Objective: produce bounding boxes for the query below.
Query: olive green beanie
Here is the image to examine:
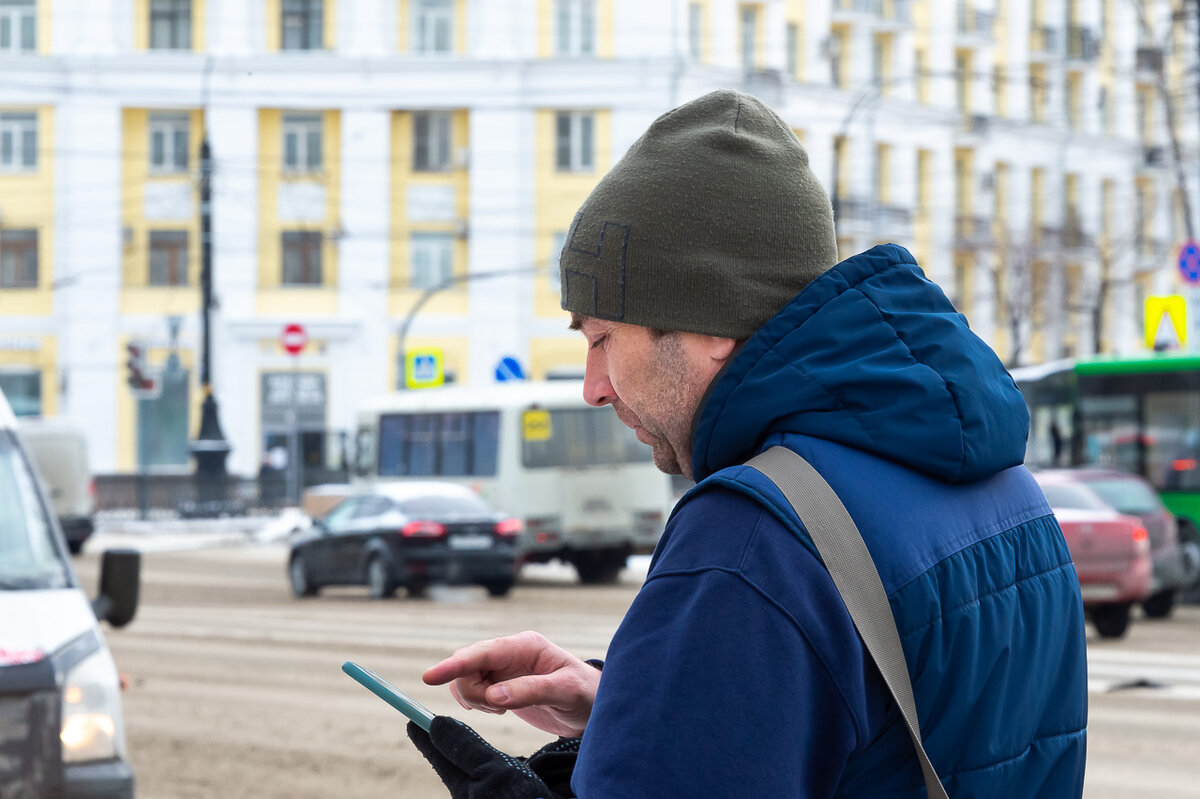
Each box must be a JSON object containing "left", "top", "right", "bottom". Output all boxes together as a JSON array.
[{"left": 559, "top": 89, "right": 838, "bottom": 339}]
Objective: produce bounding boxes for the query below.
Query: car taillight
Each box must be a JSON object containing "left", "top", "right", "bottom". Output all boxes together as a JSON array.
[
  {"left": 401, "top": 521, "right": 446, "bottom": 538},
  {"left": 1132, "top": 526, "right": 1150, "bottom": 552},
  {"left": 494, "top": 518, "right": 523, "bottom": 537}
]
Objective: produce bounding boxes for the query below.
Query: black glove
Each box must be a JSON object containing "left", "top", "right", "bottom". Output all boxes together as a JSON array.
[{"left": 407, "top": 716, "right": 580, "bottom": 799}]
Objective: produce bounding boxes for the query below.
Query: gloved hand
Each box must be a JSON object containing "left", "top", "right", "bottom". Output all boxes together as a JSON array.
[{"left": 407, "top": 716, "right": 580, "bottom": 799}]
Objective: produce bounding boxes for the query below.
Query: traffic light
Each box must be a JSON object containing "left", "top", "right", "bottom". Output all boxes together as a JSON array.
[{"left": 125, "top": 343, "right": 154, "bottom": 392}]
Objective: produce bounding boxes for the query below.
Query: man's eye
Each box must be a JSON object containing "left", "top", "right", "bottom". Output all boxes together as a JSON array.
[{"left": 589, "top": 336, "right": 606, "bottom": 350}]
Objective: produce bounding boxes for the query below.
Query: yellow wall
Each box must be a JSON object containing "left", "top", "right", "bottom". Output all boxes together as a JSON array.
[
  {"left": 0, "top": 105, "right": 54, "bottom": 317},
  {"left": 738, "top": 3, "right": 765, "bottom": 69},
  {"left": 120, "top": 108, "right": 204, "bottom": 316},
  {"left": 693, "top": 0, "right": 712, "bottom": 63},
  {"left": 389, "top": 109, "right": 470, "bottom": 317},
  {"left": 533, "top": 108, "right": 611, "bottom": 318},
  {"left": 537, "top": 0, "right": 613, "bottom": 58},
  {"left": 0, "top": 336, "right": 57, "bottom": 417},
  {"left": 914, "top": 149, "right": 932, "bottom": 265},
  {"left": 265, "top": 0, "right": 336, "bottom": 51},
  {"left": 529, "top": 337, "right": 585, "bottom": 380},
  {"left": 257, "top": 109, "right": 341, "bottom": 315},
  {"left": 133, "top": 0, "right": 206, "bottom": 50}
]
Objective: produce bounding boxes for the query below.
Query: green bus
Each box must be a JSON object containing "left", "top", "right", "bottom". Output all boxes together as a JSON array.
[{"left": 1010, "top": 352, "right": 1200, "bottom": 529}]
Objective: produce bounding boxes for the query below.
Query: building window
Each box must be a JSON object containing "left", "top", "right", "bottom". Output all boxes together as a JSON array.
[
  {"left": 555, "top": 111, "right": 594, "bottom": 172},
  {"left": 149, "top": 113, "right": 190, "bottom": 173},
  {"left": 0, "top": 371, "right": 40, "bottom": 417},
  {"left": 149, "top": 0, "right": 191, "bottom": 49},
  {"left": 688, "top": 2, "right": 702, "bottom": 60},
  {"left": 282, "top": 114, "right": 323, "bottom": 173},
  {"left": 0, "top": 0, "right": 35, "bottom": 53},
  {"left": 281, "top": 0, "right": 323, "bottom": 50},
  {"left": 413, "top": 111, "right": 452, "bottom": 171},
  {"left": 0, "top": 112, "right": 37, "bottom": 171},
  {"left": 555, "top": 0, "right": 595, "bottom": 56},
  {"left": 0, "top": 228, "right": 38, "bottom": 288},
  {"left": 412, "top": 0, "right": 453, "bottom": 53},
  {"left": 282, "top": 231, "right": 323, "bottom": 285},
  {"left": 740, "top": 5, "right": 758, "bottom": 71},
  {"left": 410, "top": 232, "right": 453, "bottom": 289},
  {"left": 149, "top": 230, "right": 189, "bottom": 286}
]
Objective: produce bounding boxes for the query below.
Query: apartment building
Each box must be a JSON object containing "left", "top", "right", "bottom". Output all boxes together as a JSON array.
[{"left": 0, "top": 0, "right": 1192, "bottom": 475}]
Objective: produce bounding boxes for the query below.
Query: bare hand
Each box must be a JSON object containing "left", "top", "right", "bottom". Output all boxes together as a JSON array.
[{"left": 422, "top": 630, "right": 600, "bottom": 738}]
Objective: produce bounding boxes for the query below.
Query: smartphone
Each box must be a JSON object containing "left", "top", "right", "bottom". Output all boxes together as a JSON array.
[{"left": 342, "top": 660, "right": 437, "bottom": 732}]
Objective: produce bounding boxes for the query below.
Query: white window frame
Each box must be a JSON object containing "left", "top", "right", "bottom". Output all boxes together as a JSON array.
[
  {"left": 148, "top": 230, "right": 189, "bottom": 286},
  {"left": 149, "top": 0, "right": 191, "bottom": 50},
  {"left": 282, "top": 114, "right": 323, "bottom": 174},
  {"left": 554, "top": 111, "right": 594, "bottom": 172},
  {"left": 410, "top": 232, "right": 454, "bottom": 290},
  {"left": 281, "top": 230, "right": 323, "bottom": 285},
  {"left": 412, "top": 0, "right": 453, "bottom": 53},
  {"left": 0, "top": 112, "right": 37, "bottom": 172},
  {"left": 0, "top": 0, "right": 35, "bottom": 54},
  {"left": 413, "top": 111, "right": 453, "bottom": 172},
  {"left": 281, "top": 0, "right": 323, "bottom": 50},
  {"left": 149, "top": 113, "right": 190, "bottom": 174},
  {"left": 555, "top": 0, "right": 595, "bottom": 56}
]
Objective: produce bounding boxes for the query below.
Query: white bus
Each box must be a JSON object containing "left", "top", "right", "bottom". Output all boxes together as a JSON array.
[{"left": 352, "top": 381, "right": 675, "bottom": 583}]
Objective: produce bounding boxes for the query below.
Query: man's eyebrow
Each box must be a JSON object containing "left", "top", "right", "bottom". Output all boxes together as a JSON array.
[{"left": 568, "top": 314, "right": 583, "bottom": 332}]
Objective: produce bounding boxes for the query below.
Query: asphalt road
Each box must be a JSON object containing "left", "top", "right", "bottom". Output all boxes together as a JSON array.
[{"left": 75, "top": 538, "right": 1200, "bottom": 799}]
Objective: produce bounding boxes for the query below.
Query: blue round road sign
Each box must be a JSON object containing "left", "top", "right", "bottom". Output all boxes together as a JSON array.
[
  {"left": 1179, "top": 240, "right": 1200, "bottom": 285},
  {"left": 495, "top": 356, "right": 525, "bottom": 382}
]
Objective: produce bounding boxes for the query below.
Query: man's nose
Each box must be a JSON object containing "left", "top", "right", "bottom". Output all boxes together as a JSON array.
[{"left": 583, "top": 352, "right": 615, "bottom": 407}]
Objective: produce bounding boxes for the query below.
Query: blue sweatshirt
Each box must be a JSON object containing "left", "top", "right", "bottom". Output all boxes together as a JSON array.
[{"left": 572, "top": 245, "right": 1087, "bottom": 797}]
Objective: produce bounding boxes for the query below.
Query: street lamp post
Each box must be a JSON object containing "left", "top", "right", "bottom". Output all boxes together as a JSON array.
[{"left": 188, "top": 133, "right": 234, "bottom": 515}]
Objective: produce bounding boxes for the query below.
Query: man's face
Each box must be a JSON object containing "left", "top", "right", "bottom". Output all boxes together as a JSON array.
[{"left": 572, "top": 315, "right": 736, "bottom": 479}]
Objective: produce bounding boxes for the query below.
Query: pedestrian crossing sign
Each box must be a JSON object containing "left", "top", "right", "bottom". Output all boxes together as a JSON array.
[
  {"left": 1144, "top": 295, "right": 1187, "bottom": 350},
  {"left": 405, "top": 348, "right": 444, "bottom": 389}
]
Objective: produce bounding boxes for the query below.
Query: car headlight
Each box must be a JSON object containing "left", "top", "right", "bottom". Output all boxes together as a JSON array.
[{"left": 60, "top": 649, "right": 127, "bottom": 763}]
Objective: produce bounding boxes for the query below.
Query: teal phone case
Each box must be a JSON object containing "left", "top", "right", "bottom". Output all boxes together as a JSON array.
[{"left": 342, "top": 660, "right": 436, "bottom": 731}]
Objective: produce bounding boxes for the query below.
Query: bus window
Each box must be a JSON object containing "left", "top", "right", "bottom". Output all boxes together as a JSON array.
[
  {"left": 1146, "top": 392, "right": 1200, "bottom": 491},
  {"left": 522, "top": 407, "right": 650, "bottom": 468},
  {"left": 378, "top": 412, "right": 500, "bottom": 477}
]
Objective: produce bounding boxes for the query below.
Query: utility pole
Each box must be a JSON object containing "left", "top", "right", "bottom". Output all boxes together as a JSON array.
[{"left": 187, "top": 133, "right": 233, "bottom": 515}]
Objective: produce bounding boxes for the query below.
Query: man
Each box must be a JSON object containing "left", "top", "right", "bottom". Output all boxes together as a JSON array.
[{"left": 409, "top": 90, "right": 1087, "bottom": 798}]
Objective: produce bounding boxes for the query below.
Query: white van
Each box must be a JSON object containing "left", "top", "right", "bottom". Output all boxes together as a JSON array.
[
  {"left": 17, "top": 417, "right": 96, "bottom": 554},
  {"left": 0, "top": 389, "right": 140, "bottom": 797}
]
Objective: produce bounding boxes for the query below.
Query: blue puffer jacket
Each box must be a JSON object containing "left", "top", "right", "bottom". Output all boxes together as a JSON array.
[{"left": 572, "top": 245, "right": 1087, "bottom": 798}]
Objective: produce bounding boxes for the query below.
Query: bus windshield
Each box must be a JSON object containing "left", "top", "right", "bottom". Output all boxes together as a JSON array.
[{"left": 0, "top": 431, "right": 70, "bottom": 590}]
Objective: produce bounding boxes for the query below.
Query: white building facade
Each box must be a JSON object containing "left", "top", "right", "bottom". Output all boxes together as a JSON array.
[{"left": 0, "top": 0, "right": 1193, "bottom": 476}]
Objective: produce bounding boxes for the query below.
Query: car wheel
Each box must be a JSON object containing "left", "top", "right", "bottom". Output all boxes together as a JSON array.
[
  {"left": 289, "top": 554, "right": 318, "bottom": 598},
  {"left": 1091, "top": 602, "right": 1132, "bottom": 639},
  {"left": 367, "top": 556, "right": 396, "bottom": 600},
  {"left": 483, "top": 579, "right": 514, "bottom": 598},
  {"left": 1142, "top": 589, "right": 1176, "bottom": 619}
]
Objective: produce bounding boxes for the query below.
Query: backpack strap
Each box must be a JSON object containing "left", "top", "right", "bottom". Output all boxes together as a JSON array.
[{"left": 745, "top": 446, "right": 950, "bottom": 799}]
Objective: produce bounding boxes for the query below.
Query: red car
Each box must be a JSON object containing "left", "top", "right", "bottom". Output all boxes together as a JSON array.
[{"left": 1034, "top": 472, "right": 1153, "bottom": 638}]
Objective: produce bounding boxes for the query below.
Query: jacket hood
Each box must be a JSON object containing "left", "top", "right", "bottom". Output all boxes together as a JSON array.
[{"left": 691, "top": 244, "right": 1029, "bottom": 483}]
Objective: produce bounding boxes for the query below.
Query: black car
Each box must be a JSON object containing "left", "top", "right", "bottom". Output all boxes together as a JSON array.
[{"left": 287, "top": 482, "right": 522, "bottom": 599}]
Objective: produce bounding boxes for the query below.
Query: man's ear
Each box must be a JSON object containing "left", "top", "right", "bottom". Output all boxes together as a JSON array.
[{"left": 698, "top": 335, "right": 739, "bottom": 363}]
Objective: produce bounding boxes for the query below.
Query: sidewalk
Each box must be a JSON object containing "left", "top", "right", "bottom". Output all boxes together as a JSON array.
[{"left": 86, "top": 508, "right": 310, "bottom": 553}]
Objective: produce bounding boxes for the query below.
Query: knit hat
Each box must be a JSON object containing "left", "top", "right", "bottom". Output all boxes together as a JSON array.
[{"left": 559, "top": 89, "right": 838, "bottom": 339}]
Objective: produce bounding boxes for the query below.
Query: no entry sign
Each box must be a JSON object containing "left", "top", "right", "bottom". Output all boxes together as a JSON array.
[{"left": 280, "top": 323, "right": 307, "bottom": 356}]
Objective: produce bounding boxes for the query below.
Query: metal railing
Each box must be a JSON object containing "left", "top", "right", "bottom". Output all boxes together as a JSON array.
[
  {"left": 1029, "top": 25, "right": 1060, "bottom": 55},
  {"left": 1067, "top": 27, "right": 1099, "bottom": 61}
]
